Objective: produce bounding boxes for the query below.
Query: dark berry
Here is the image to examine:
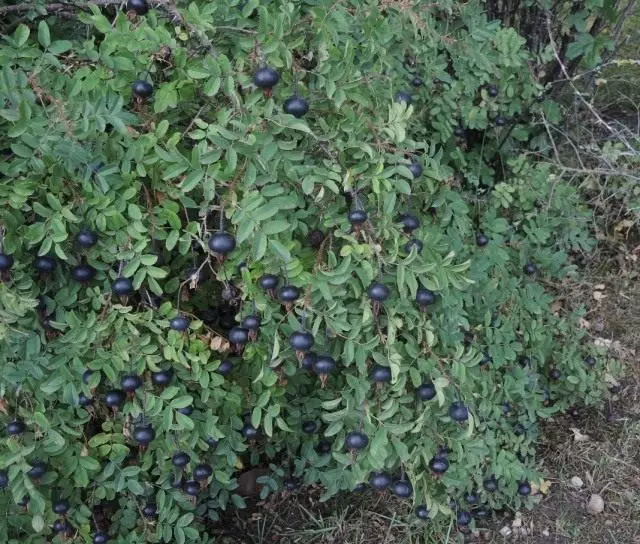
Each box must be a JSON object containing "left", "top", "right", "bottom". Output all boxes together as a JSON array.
[
  {"left": 502, "top": 402, "right": 512, "bottom": 415},
  {"left": 449, "top": 401, "right": 469, "bottom": 422},
  {"left": 112, "top": 277, "right": 133, "bottom": 296},
  {"left": 316, "top": 439, "right": 332, "bottom": 454},
  {"left": 480, "top": 352, "right": 492, "bottom": 366},
  {"left": 216, "top": 359, "right": 233, "bottom": 376},
  {"left": 53, "top": 520, "right": 69, "bottom": 534},
  {"left": 193, "top": 464, "right": 212, "bottom": 481},
  {"left": 34, "top": 256, "right": 56, "bottom": 273},
  {"left": 457, "top": 511, "right": 472, "bottom": 526},
  {"left": 495, "top": 115, "right": 506, "bottom": 127},
  {"left": 283, "top": 477, "right": 299, "bottom": 491},
  {"left": 133, "top": 425, "right": 155, "bottom": 445},
  {"left": 205, "top": 436, "right": 219, "bottom": 448},
  {"left": 283, "top": 96, "right": 309, "bottom": 118},
  {"left": 536, "top": 94, "right": 545, "bottom": 102},
  {"left": 301, "top": 352, "right": 317, "bottom": 371},
  {"left": 307, "top": 229, "right": 325, "bottom": 249},
  {"left": 120, "top": 375, "right": 142, "bottom": 393},
  {"left": 348, "top": 209, "right": 368, "bottom": 225},
  {"left": 429, "top": 457, "right": 449, "bottom": 474},
  {"left": 404, "top": 239, "right": 423, "bottom": 254},
  {"left": 313, "top": 355, "right": 336, "bottom": 376},
  {"left": 550, "top": 368, "right": 561, "bottom": 380},
  {"left": 127, "top": 0, "right": 149, "bottom": 15},
  {"left": 483, "top": 476, "right": 498, "bottom": 492},
  {"left": 0, "top": 253, "right": 14, "bottom": 271},
  {"left": 353, "top": 482, "right": 367, "bottom": 492},
  {"left": 169, "top": 316, "right": 190, "bottom": 331},
  {"left": 172, "top": 452, "right": 190, "bottom": 467},
  {"left": 465, "top": 492, "right": 479, "bottom": 504},
  {"left": 71, "top": 264, "right": 96, "bottom": 283},
  {"left": 132, "top": 80, "right": 153, "bottom": 98},
  {"left": 454, "top": 126, "right": 465, "bottom": 138},
  {"left": 397, "top": 213, "right": 420, "bottom": 233},
  {"left": 518, "top": 481, "right": 531, "bottom": 496},
  {"left": 394, "top": 91, "right": 412, "bottom": 105},
  {"left": 514, "top": 423, "right": 526, "bottom": 436},
  {"left": 370, "top": 365, "right": 392, "bottom": 383},
  {"left": 367, "top": 281, "right": 390, "bottom": 302},
  {"left": 241, "top": 423, "right": 261, "bottom": 440},
  {"left": 476, "top": 233, "right": 489, "bottom": 247},
  {"left": 487, "top": 84, "right": 499, "bottom": 97},
  {"left": 302, "top": 421, "right": 317, "bottom": 434},
  {"left": 259, "top": 274, "right": 279, "bottom": 290},
  {"left": 416, "top": 382, "right": 436, "bottom": 401},
  {"left": 584, "top": 355, "right": 596, "bottom": 368},
  {"left": 278, "top": 285, "right": 301, "bottom": 302},
  {"left": 142, "top": 503, "right": 157, "bottom": 518},
  {"left": 290, "top": 331, "right": 314, "bottom": 351},
  {"left": 253, "top": 66, "right": 280, "bottom": 89},
  {"left": 76, "top": 229, "right": 98, "bottom": 248},
  {"left": 104, "top": 390, "right": 126, "bottom": 408},
  {"left": 208, "top": 232, "right": 236, "bottom": 255},
  {"left": 151, "top": 369, "right": 173, "bottom": 386},
  {"left": 523, "top": 262, "right": 537, "bottom": 275},
  {"left": 416, "top": 505, "right": 429, "bottom": 520},
  {"left": 82, "top": 369, "right": 93, "bottom": 385},
  {"left": 415, "top": 288, "right": 436, "bottom": 306},
  {"left": 407, "top": 161, "right": 423, "bottom": 179},
  {"left": 229, "top": 327, "right": 249, "bottom": 345},
  {"left": 183, "top": 480, "right": 200, "bottom": 496},
  {"left": 391, "top": 479, "right": 412, "bottom": 499},
  {"left": 27, "top": 461, "right": 47, "bottom": 479},
  {"left": 52, "top": 499, "right": 70, "bottom": 514},
  {"left": 344, "top": 431, "right": 368, "bottom": 451},
  {"left": 6, "top": 419, "right": 25, "bottom": 436},
  {"left": 242, "top": 315, "right": 261, "bottom": 330},
  {"left": 411, "top": 76, "right": 423, "bottom": 87},
  {"left": 78, "top": 393, "right": 93, "bottom": 407},
  {"left": 369, "top": 471, "right": 392, "bottom": 491}
]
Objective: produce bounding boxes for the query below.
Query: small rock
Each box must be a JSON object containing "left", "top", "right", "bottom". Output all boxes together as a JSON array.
[
  {"left": 605, "top": 520, "right": 613, "bottom": 527},
  {"left": 587, "top": 494, "right": 604, "bottom": 514},
  {"left": 512, "top": 513, "right": 523, "bottom": 528},
  {"left": 499, "top": 526, "right": 512, "bottom": 537},
  {"left": 570, "top": 476, "right": 584, "bottom": 489},
  {"left": 542, "top": 529, "right": 550, "bottom": 537}
]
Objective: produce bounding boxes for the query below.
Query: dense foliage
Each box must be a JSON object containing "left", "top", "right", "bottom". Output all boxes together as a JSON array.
[{"left": 0, "top": 0, "right": 610, "bottom": 542}]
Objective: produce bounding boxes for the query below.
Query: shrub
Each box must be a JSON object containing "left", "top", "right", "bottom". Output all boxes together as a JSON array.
[{"left": 0, "top": 1, "right": 608, "bottom": 541}]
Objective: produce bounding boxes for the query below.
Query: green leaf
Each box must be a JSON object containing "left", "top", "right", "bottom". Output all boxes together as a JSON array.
[
  {"left": 14, "top": 25, "right": 30, "bottom": 47},
  {"left": 38, "top": 21, "right": 50, "bottom": 48}
]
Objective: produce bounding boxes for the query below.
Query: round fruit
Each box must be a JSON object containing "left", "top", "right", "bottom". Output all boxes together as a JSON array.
[
  {"left": 241, "top": 423, "right": 261, "bottom": 440},
  {"left": 259, "top": 274, "right": 279, "bottom": 290},
  {"left": 6, "top": 419, "right": 25, "bottom": 436},
  {"left": 290, "top": 331, "right": 314, "bottom": 351},
  {"left": 514, "top": 423, "right": 526, "bottom": 436},
  {"left": 404, "top": 239, "right": 423, "bottom": 254},
  {"left": 242, "top": 315, "right": 261, "bottom": 330},
  {"left": 112, "top": 277, "right": 133, "bottom": 296},
  {"left": 283, "top": 477, "right": 299, "bottom": 491},
  {"left": 391, "top": 479, "right": 412, "bottom": 499},
  {"left": 308, "top": 229, "right": 325, "bottom": 248},
  {"left": 316, "top": 439, "right": 332, "bottom": 454},
  {"left": 483, "top": 476, "right": 498, "bottom": 492},
  {"left": 487, "top": 84, "right": 499, "bottom": 97},
  {"left": 394, "top": 91, "right": 412, "bottom": 104},
  {"left": 0, "top": 253, "right": 14, "bottom": 271},
  {"left": 132, "top": 80, "right": 153, "bottom": 98},
  {"left": 78, "top": 393, "right": 93, "bottom": 408},
  {"left": 518, "top": 481, "right": 532, "bottom": 496},
  {"left": 550, "top": 368, "right": 561, "bottom": 380},
  {"left": 82, "top": 369, "right": 93, "bottom": 385},
  {"left": 429, "top": 457, "right": 449, "bottom": 474},
  {"left": 205, "top": 436, "right": 219, "bottom": 448},
  {"left": 76, "top": 229, "right": 98, "bottom": 248},
  {"left": 313, "top": 355, "right": 336, "bottom": 376},
  {"left": 127, "top": 0, "right": 149, "bottom": 15},
  {"left": 278, "top": 285, "right": 301, "bottom": 302},
  {"left": 71, "top": 264, "right": 96, "bottom": 283},
  {"left": 465, "top": 492, "right": 479, "bottom": 504},
  {"left": 142, "top": 503, "right": 157, "bottom": 518},
  {"left": 133, "top": 425, "right": 155, "bottom": 445},
  {"left": 370, "top": 365, "right": 391, "bottom": 383},
  {"left": 411, "top": 76, "right": 423, "bottom": 87},
  {"left": 523, "top": 262, "right": 537, "bottom": 275},
  {"left": 348, "top": 209, "right": 368, "bottom": 225},
  {"left": 53, "top": 499, "right": 70, "bottom": 514},
  {"left": 193, "top": 464, "right": 213, "bottom": 481},
  {"left": 120, "top": 374, "right": 142, "bottom": 392},
  {"left": 283, "top": 96, "right": 309, "bottom": 118},
  {"left": 172, "top": 452, "right": 191, "bottom": 467},
  {"left": 353, "top": 482, "right": 367, "bottom": 492},
  {"left": 301, "top": 352, "right": 317, "bottom": 371},
  {"left": 449, "top": 401, "right": 469, "bottom": 422},
  {"left": 415, "top": 288, "right": 436, "bottom": 306},
  {"left": 302, "top": 421, "right": 317, "bottom": 434},
  {"left": 53, "top": 519, "right": 69, "bottom": 534},
  {"left": 366, "top": 282, "right": 390, "bottom": 302},
  {"left": 407, "top": 161, "right": 423, "bottom": 179},
  {"left": 416, "top": 382, "right": 436, "bottom": 401},
  {"left": 169, "top": 316, "right": 190, "bottom": 331},
  {"left": 454, "top": 126, "right": 465, "bottom": 137},
  {"left": 344, "top": 431, "right": 368, "bottom": 450},
  {"left": 502, "top": 402, "right": 512, "bottom": 415},
  {"left": 584, "top": 355, "right": 596, "bottom": 367},
  {"left": 34, "top": 256, "right": 56, "bottom": 273},
  {"left": 27, "top": 461, "right": 47, "bottom": 479},
  {"left": 229, "top": 327, "right": 249, "bottom": 345},
  {"left": 495, "top": 115, "right": 506, "bottom": 126},
  {"left": 151, "top": 369, "right": 173, "bottom": 386},
  {"left": 253, "top": 66, "right": 280, "bottom": 89},
  {"left": 183, "top": 480, "right": 200, "bottom": 496},
  {"left": 208, "top": 232, "right": 236, "bottom": 255},
  {"left": 397, "top": 213, "right": 420, "bottom": 233},
  {"left": 369, "top": 471, "right": 392, "bottom": 491},
  {"left": 104, "top": 390, "right": 126, "bottom": 408},
  {"left": 457, "top": 511, "right": 472, "bottom": 526},
  {"left": 216, "top": 359, "right": 233, "bottom": 376},
  {"left": 416, "top": 505, "right": 429, "bottom": 520},
  {"left": 476, "top": 233, "right": 489, "bottom": 247}
]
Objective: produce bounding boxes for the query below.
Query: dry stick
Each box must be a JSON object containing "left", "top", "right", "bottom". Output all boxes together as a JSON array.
[{"left": 545, "top": 14, "right": 638, "bottom": 156}]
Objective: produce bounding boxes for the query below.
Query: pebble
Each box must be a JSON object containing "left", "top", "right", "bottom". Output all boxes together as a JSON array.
[
  {"left": 587, "top": 494, "right": 605, "bottom": 514},
  {"left": 570, "top": 476, "right": 584, "bottom": 489},
  {"left": 499, "top": 526, "right": 512, "bottom": 537}
]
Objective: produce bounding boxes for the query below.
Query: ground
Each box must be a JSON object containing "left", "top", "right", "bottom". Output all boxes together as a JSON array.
[{"left": 213, "top": 223, "right": 640, "bottom": 544}]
